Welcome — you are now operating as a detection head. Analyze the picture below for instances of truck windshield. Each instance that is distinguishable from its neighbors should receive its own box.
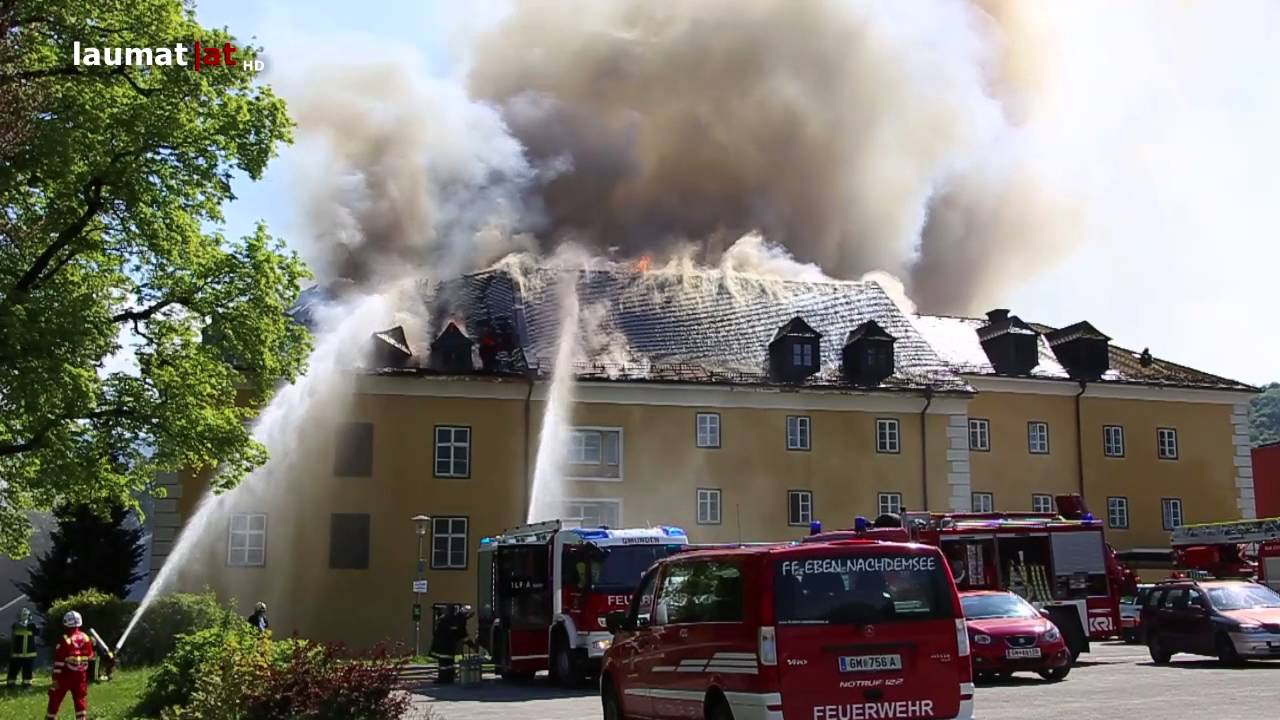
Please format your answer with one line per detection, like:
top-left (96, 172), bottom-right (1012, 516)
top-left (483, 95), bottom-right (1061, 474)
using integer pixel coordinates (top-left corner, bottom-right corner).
top-left (774, 552), bottom-right (954, 625)
top-left (1207, 584), bottom-right (1280, 610)
top-left (960, 593), bottom-right (1039, 620)
top-left (592, 545), bottom-right (682, 592)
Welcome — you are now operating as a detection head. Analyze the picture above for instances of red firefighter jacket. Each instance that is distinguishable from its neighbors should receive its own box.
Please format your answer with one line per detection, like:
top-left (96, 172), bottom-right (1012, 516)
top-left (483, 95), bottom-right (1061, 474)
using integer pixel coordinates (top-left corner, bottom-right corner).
top-left (52, 629), bottom-right (95, 679)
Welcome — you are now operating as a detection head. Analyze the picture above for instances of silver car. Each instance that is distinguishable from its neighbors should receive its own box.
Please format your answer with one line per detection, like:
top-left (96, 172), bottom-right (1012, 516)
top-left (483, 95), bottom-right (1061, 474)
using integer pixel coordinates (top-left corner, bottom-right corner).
top-left (1119, 584), bottom-right (1153, 643)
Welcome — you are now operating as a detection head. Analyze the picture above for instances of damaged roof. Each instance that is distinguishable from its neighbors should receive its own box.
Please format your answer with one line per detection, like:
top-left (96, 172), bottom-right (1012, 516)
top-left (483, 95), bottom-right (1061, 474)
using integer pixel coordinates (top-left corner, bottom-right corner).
top-left (911, 314), bottom-right (1255, 392)
top-left (433, 267), bottom-right (971, 393)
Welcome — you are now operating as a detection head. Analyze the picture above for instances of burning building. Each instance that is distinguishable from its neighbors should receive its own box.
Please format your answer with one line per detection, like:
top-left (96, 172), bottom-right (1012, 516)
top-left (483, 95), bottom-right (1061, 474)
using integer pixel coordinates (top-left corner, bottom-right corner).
top-left (148, 263), bottom-right (1257, 649)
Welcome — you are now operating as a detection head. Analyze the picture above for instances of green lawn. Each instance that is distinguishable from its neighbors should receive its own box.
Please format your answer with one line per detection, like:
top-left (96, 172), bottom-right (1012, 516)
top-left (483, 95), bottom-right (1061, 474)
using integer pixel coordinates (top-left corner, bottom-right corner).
top-left (0, 668), bottom-right (154, 720)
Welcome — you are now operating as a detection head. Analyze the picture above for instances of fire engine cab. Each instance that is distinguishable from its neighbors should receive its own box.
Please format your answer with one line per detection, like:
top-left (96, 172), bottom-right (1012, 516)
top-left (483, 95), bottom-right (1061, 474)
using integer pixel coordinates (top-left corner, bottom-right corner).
top-left (806, 495), bottom-right (1132, 660)
top-left (477, 520), bottom-right (688, 685)
top-left (1171, 516), bottom-right (1280, 590)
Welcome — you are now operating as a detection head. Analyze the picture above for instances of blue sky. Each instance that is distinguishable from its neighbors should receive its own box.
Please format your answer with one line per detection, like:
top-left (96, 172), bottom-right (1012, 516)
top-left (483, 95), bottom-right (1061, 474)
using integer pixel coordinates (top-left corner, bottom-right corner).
top-left (196, 0), bottom-right (1277, 386)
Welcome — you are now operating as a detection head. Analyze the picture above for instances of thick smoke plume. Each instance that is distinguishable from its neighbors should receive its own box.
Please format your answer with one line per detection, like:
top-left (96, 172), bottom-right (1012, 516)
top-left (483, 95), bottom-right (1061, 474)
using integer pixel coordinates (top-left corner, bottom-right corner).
top-left (280, 0), bottom-right (1280, 322)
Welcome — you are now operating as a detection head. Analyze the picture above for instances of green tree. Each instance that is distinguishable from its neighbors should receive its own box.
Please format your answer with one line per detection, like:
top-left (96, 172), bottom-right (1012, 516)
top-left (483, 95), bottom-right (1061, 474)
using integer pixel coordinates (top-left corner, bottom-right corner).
top-left (17, 503), bottom-right (146, 614)
top-left (1251, 382), bottom-right (1280, 446)
top-left (0, 0), bottom-right (310, 556)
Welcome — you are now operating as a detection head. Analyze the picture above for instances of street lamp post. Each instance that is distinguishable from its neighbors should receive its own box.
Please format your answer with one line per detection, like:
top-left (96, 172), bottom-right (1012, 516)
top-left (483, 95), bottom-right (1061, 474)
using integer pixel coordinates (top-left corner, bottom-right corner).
top-left (412, 514), bottom-right (430, 658)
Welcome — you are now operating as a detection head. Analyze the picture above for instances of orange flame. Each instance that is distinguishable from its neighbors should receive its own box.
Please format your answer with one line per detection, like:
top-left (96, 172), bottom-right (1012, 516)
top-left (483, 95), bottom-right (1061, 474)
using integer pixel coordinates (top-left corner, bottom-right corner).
top-left (635, 256), bottom-right (652, 273)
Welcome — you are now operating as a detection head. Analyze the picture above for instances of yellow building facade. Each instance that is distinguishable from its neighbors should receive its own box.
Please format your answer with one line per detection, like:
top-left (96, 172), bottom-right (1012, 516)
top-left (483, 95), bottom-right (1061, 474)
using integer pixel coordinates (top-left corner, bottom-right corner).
top-left (152, 272), bottom-right (1256, 648)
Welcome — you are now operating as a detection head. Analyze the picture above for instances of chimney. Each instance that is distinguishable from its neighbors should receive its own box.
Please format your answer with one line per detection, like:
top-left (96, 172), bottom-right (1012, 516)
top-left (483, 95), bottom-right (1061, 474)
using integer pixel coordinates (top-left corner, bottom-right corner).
top-left (976, 309), bottom-right (1040, 375)
top-left (370, 326), bottom-right (413, 368)
top-left (842, 320), bottom-right (896, 387)
top-left (768, 316), bottom-right (822, 383)
top-left (430, 322), bottom-right (476, 373)
top-left (1045, 322), bottom-right (1111, 381)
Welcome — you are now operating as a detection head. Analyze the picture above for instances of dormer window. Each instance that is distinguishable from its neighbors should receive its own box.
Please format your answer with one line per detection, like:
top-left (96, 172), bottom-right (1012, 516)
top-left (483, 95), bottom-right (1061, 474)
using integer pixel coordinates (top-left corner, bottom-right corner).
top-left (843, 320), bottom-right (896, 386)
top-left (768, 316), bottom-right (822, 382)
top-left (370, 326), bottom-right (412, 368)
top-left (977, 309), bottom-right (1040, 376)
top-left (430, 322), bottom-right (476, 373)
top-left (1046, 321), bottom-right (1111, 381)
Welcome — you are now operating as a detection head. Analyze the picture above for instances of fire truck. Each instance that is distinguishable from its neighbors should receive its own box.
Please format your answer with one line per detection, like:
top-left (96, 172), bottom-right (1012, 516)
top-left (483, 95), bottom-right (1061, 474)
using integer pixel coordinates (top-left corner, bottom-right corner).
top-left (1171, 516), bottom-right (1280, 590)
top-left (476, 520), bottom-right (688, 685)
top-left (804, 495), bottom-right (1134, 660)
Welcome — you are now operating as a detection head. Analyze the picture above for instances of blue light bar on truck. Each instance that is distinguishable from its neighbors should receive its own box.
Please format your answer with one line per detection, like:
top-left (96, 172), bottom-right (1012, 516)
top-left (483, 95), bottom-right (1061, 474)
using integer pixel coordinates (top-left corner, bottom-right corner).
top-left (662, 526), bottom-right (687, 537)
top-left (809, 521), bottom-right (822, 536)
top-left (574, 528), bottom-right (611, 540)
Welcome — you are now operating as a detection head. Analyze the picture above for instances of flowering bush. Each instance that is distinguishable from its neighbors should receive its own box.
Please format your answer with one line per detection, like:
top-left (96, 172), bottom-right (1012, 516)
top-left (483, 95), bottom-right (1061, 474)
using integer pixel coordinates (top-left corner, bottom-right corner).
top-left (243, 643), bottom-right (409, 720)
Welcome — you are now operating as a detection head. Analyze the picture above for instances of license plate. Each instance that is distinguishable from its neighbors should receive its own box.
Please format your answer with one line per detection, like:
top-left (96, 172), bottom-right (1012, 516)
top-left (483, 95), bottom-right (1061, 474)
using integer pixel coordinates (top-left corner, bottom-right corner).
top-left (838, 654), bottom-right (903, 673)
top-left (1006, 648), bottom-right (1042, 659)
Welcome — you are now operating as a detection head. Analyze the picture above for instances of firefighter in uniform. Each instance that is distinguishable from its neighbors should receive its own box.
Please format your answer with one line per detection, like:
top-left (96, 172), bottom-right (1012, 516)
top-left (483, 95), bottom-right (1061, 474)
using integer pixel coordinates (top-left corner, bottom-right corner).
top-left (430, 605), bottom-right (474, 684)
top-left (46, 611), bottom-right (94, 720)
top-left (247, 602), bottom-right (269, 633)
top-left (6, 607), bottom-right (37, 688)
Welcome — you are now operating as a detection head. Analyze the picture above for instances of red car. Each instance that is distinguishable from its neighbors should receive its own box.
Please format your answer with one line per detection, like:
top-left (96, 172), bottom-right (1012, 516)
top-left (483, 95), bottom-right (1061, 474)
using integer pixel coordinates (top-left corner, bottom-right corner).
top-left (960, 591), bottom-right (1071, 682)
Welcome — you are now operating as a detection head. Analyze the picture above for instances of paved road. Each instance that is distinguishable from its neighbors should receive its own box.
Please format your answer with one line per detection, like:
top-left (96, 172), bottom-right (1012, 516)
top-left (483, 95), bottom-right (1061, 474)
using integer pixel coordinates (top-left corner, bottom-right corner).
top-left (410, 643), bottom-right (1280, 719)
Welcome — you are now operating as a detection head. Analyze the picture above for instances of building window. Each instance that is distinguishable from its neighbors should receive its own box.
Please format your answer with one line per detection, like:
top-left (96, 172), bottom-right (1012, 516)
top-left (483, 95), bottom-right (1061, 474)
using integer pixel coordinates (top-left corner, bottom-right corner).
top-left (1103, 425), bottom-right (1125, 458)
top-left (1107, 497), bottom-right (1129, 529)
top-left (227, 513), bottom-right (266, 567)
top-left (792, 343), bottom-right (815, 368)
top-left (1157, 427), bottom-right (1179, 460)
top-left (786, 416), bottom-right (811, 451)
top-left (431, 516), bottom-right (469, 569)
top-left (562, 499), bottom-right (622, 529)
top-left (1027, 421), bottom-right (1050, 454)
top-left (333, 422), bottom-right (373, 477)
top-left (1032, 494), bottom-right (1054, 514)
top-left (788, 490), bottom-right (813, 526)
top-left (876, 418), bottom-right (901, 454)
top-left (969, 418), bottom-right (990, 452)
top-left (971, 492), bottom-right (994, 513)
top-left (878, 492), bottom-right (903, 516)
top-left (434, 426), bottom-right (471, 478)
top-left (329, 513), bottom-right (370, 570)
top-left (696, 413), bottom-right (721, 449)
top-left (1162, 498), bottom-right (1184, 530)
top-left (697, 488), bottom-right (722, 525)
top-left (567, 428), bottom-right (622, 479)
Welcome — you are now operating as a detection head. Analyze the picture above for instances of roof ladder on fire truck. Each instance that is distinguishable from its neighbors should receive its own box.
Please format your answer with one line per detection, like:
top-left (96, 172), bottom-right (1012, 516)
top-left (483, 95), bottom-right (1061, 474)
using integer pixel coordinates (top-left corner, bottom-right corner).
top-left (1171, 517), bottom-right (1280, 546)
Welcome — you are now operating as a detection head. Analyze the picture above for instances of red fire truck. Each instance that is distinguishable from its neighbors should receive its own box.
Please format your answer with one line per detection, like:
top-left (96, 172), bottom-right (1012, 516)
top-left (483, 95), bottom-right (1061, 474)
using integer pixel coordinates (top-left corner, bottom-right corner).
top-left (1171, 516), bottom-right (1280, 590)
top-left (804, 495), bottom-right (1133, 660)
top-left (477, 520), bottom-right (688, 685)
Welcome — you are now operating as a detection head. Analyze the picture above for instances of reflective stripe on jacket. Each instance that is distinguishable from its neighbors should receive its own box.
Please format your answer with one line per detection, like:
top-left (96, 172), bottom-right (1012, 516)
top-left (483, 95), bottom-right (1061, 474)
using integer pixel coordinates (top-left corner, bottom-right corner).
top-left (10, 624), bottom-right (37, 658)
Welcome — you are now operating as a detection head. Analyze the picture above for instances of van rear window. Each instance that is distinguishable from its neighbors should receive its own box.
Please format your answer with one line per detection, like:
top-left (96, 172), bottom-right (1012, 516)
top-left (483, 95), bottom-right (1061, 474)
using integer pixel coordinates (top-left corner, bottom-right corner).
top-left (774, 553), bottom-right (953, 625)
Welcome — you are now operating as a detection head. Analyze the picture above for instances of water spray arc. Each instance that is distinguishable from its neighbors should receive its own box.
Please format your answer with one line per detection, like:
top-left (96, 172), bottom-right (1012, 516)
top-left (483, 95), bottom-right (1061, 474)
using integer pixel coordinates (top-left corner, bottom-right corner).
top-left (116, 293), bottom-right (395, 652)
top-left (526, 274), bottom-right (581, 524)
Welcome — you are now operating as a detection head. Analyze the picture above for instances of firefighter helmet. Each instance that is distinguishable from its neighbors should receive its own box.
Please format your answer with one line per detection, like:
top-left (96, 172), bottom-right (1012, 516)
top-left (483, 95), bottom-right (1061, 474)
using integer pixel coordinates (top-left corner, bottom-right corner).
top-left (255, 602), bottom-right (267, 612)
top-left (63, 611), bottom-right (83, 628)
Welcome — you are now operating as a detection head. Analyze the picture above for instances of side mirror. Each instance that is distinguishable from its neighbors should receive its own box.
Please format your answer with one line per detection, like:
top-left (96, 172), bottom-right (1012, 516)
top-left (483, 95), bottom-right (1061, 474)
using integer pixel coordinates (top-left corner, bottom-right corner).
top-left (654, 602), bottom-right (670, 626)
top-left (605, 611), bottom-right (626, 634)
top-left (1039, 609), bottom-right (1052, 619)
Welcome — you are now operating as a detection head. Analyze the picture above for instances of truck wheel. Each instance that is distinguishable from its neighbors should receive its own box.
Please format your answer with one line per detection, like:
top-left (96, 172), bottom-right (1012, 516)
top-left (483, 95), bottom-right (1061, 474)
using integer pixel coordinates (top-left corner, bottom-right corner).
top-left (550, 632), bottom-right (576, 686)
top-left (1216, 634), bottom-right (1246, 667)
top-left (1148, 634), bottom-right (1171, 665)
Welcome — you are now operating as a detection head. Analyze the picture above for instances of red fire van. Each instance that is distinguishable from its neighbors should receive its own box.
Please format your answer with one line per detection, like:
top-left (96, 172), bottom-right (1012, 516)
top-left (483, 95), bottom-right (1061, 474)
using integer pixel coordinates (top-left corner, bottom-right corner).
top-left (601, 539), bottom-right (974, 720)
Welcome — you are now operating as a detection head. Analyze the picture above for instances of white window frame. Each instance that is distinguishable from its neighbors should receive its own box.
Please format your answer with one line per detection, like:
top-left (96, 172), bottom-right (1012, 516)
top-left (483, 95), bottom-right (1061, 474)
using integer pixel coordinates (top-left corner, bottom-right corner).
top-left (786, 415), bottom-right (811, 451)
top-left (787, 490), bottom-right (813, 526)
top-left (561, 498), bottom-right (624, 529)
top-left (433, 425), bottom-right (471, 478)
top-left (1028, 421), bottom-right (1050, 454)
top-left (227, 513), bottom-right (267, 568)
top-left (875, 418), bottom-right (901, 454)
top-left (878, 492), bottom-right (903, 516)
top-left (1157, 427), bottom-right (1179, 460)
top-left (696, 413), bottom-right (721, 449)
top-left (1031, 494), bottom-right (1054, 514)
top-left (566, 427), bottom-right (624, 481)
top-left (1162, 498), bottom-right (1184, 530)
top-left (971, 492), bottom-right (994, 513)
top-left (431, 516), bottom-right (469, 570)
top-left (697, 488), bottom-right (722, 525)
top-left (968, 418), bottom-right (990, 452)
top-left (1107, 496), bottom-right (1129, 529)
top-left (1103, 425), bottom-right (1125, 458)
